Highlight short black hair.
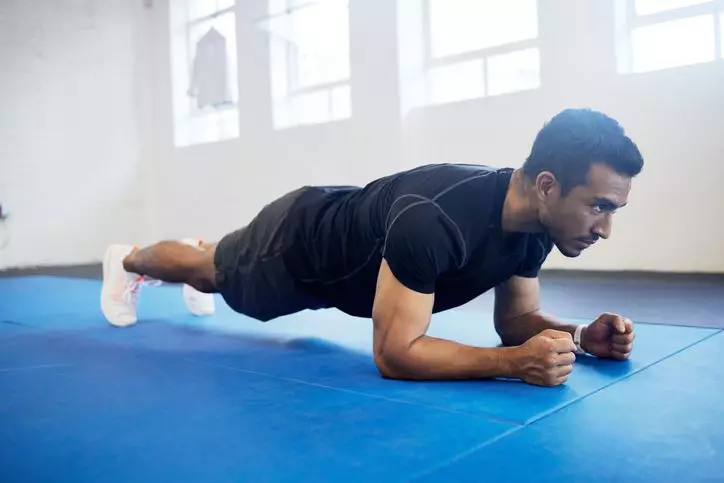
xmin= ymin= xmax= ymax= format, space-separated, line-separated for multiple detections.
xmin=522 ymin=108 xmax=644 ymax=195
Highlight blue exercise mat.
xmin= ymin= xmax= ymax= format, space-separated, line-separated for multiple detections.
xmin=415 ymin=330 xmax=724 ymax=482
xmin=0 ymin=276 xmax=722 ymax=481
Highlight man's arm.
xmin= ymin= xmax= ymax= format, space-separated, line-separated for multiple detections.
xmin=372 ymin=260 xmax=519 ymax=380
xmin=494 ymin=275 xmax=583 ymax=347
xmin=371 ymin=260 xmax=576 ymax=386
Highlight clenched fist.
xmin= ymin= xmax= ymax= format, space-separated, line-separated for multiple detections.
xmin=583 ymin=313 xmax=635 ymax=360
xmin=511 ymin=329 xmax=577 ymax=387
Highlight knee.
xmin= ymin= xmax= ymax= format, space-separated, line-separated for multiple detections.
xmin=188 ymin=276 xmax=217 ymax=294
xmin=187 ymin=249 xmax=218 ymax=293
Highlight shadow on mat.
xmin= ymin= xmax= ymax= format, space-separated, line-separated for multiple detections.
xmin=73 ymin=320 xmax=371 ymax=357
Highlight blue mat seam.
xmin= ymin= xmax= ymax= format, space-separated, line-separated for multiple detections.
xmin=565 ymin=316 xmax=724 ymax=329
xmin=184 ymin=357 xmax=526 ymax=427
xmin=522 ymin=327 xmax=724 ymax=426
xmin=409 ymin=425 xmax=525 ymax=481
xmin=0 ymin=363 xmax=75 ymax=373
xmin=409 ymin=328 xmax=724 ymax=481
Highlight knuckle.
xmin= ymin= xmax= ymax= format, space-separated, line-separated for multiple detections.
xmin=538 ymin=338 xmax=554 ymax=351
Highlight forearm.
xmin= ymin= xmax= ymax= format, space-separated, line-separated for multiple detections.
xmin=496 ymin=310 xmax=582 ymax=347
xmin=376 ymin=335 xmax=518 ymax=381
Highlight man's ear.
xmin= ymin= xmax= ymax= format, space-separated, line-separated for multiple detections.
xmin=535 ymin=171 xmax=559 ymax=201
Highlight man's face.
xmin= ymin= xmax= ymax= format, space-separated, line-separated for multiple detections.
xmin=539 ymin=163 xmax=632 ymax=257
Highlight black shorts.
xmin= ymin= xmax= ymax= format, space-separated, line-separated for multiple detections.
xmin=213 ymin=187 xmax=327 ymax=322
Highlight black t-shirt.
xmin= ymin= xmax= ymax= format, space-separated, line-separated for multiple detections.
xmin=283 ymin=164 xmax=553 ymax=318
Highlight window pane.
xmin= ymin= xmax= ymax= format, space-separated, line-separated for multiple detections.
xmin=429 ymin=0 xmax=537 ymax=58
xmin=427 ymin=60 xmax=484 ymax=104
xmin=268 ymin=0 xmax=286 ymax=16
xmin=188 ymin=11 xmax=238 ymax=107
xmin=290 ymin=0 xmax=350 ymax=88
xmin=721 ymin=12 xmax=724 ymax=58
xmin=291 ymin=90 xmax=331 ymax=125
xmin=189 ymin=0 xmax=234 ymax=21
xmin=631 ymin=15 xmax=715 ymax=72
xmin=487 ymin=48 xmax=540 ymax=96
xmin=635 ymin=0 xmax=712 ymax=16
xmin=330 ymin=85 xmax=351 ymax=120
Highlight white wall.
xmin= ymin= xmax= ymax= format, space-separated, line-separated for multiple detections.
xmin=0 ymin=0 xmax=154 ymax=269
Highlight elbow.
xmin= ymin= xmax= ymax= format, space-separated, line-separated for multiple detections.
xmin=497 ymin=332 xmax=516 ymax=348
xmin=494 ymin=316 xmax=516 ymax=347
xmin=373 ymin=347 xmax=417 ymax=381
xmin=374 ymin=351 xmax=404 ymax=380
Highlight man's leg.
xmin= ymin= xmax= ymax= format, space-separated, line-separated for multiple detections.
xmin=101 ymin=240 xmax=218 ymax=327
xmin=123 ymin=241 xmax=218 ymax=292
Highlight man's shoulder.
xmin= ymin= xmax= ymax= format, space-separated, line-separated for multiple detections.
xmin=390 ymin=163 xmax=512 ymax=200
xmin=400 ymin=163 xmax=507 ymax=179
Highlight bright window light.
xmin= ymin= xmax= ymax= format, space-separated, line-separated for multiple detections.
xmin=635 ymin=0 xmax=712 ymax=16
xmin=290 ymin=90 xmax=330 ymax=125
xmin=720 ymin=12 xmax=724 ymax=57
xmin=170 ymin=0 xmax=239 ymax=147
xmin=429 ymin=0 xmax=537 ymax=58
xmin=427 ymin=59 xmax=484 ymax=104
xmin=487 ymin=48 xmax=540 ymax=96
xmin=188 ymin=0 xmax=234 ymax=19
xmin=264 ymin=0 xmax=352 ymax=129
xmin=631 ymin=15 xmax=715 ymax=72
xmin=330 ymin=85 xmax=351 ymax=120
xmin=289 ymin=1 xmax=350 ymax=88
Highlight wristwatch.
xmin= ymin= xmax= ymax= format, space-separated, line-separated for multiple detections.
xmin=573 ymin=324 xmax=586 ymax=354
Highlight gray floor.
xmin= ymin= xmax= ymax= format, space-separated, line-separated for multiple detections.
xmin=465 ymin=270 xmax=724 ymax=328
xmin=2 ymin=265 xmax=723 ymax=328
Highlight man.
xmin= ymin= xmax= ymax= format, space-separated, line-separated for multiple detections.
xmin=101 ymin=108 xmax=642 ymax=387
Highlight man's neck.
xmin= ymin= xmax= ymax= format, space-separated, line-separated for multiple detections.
xmin=501 ymin=169 xmax=544 ymax=234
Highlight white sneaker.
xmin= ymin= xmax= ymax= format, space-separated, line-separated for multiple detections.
xmin=181 ymin=238 xmax=216 ymax=316
xmin=101 ymin=244 xmax=143 ymax=327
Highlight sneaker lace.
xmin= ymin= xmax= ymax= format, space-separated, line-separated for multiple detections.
xmin=121 ymin=278 xmax=143 ymax=306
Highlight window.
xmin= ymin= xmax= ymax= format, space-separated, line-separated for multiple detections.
xmin=170 ymin=0 xmax=239 ymax=147
xmin=424 ymin=0 xmax=540 ymax=105
xmin=616 ymin=0 xmax=724 ymax=73
xmin=720 ymin=10 xmax=724 ymax=56
xmin=634 ymin=0 xmax=712 ymax=16
xmin=261 ymin=0 xmax=351 ymax=130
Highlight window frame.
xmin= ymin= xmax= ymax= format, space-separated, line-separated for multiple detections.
xmin=169 ymin=0 xmax=240 ymax=147
xmin=421 ymin=0 xmax=540 ymax=101
xmin=266 ymin=0 xmax=352 ymax=129
xmin=617 ymin=0 xmax=724 ymax=73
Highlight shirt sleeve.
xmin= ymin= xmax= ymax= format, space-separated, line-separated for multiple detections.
xmin=382 ymin=199 xmax=465 ymax=293
xmin=515 ymin=234 xmax=554 ymax=278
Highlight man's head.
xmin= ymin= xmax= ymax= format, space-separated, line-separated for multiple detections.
xmin=522 ymin=108 xmax=644 ymax=257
